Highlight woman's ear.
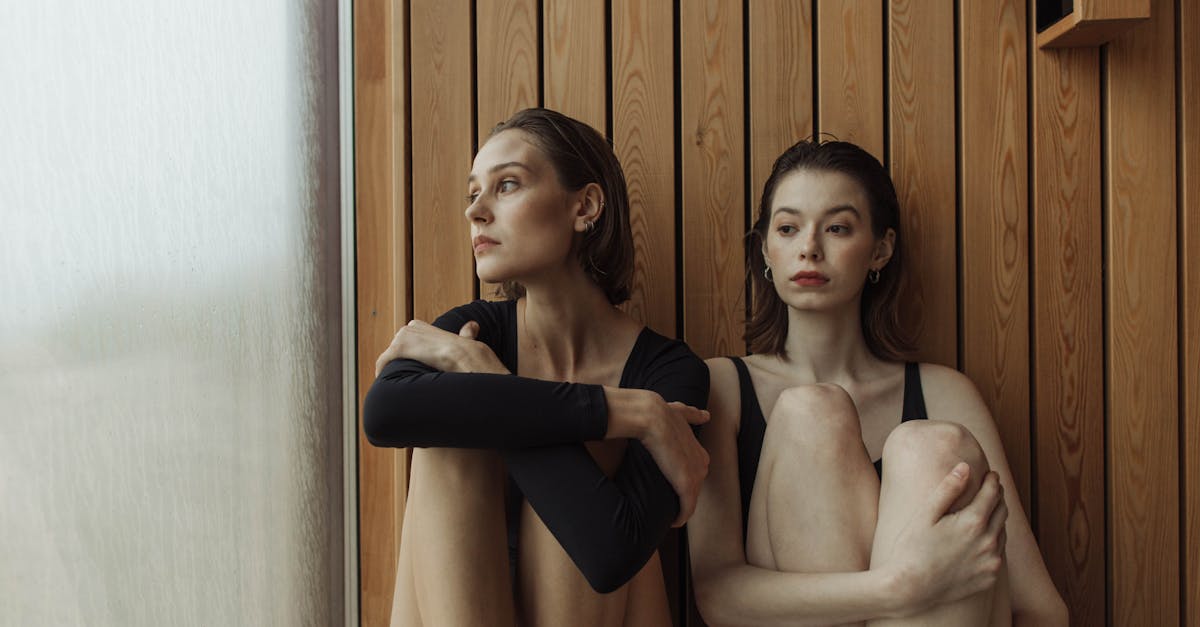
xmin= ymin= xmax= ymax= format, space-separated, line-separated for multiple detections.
xmin=574 ymin=182 xmax=605 ymax=232
xmin=872 ymin=227 xmax=896 ymax=270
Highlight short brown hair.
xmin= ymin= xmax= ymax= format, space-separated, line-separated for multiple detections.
xmin=487 ymin=108 xmax=634 ymax=305
xmin=746 ymin=139 xmax=913 ymax=361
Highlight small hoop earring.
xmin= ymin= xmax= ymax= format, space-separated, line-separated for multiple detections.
xmin=763 ymin=265 xmax=773 ymax=282
xmin=583 ymin=220 xmax=596 ymax=233
xmin=867 ymin=269 xmax=880 ymax=284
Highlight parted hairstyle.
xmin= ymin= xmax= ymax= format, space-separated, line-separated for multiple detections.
xmin=746 ymin=138 xmax=913 ymax=361
xmin=488 ymin=108 xmax=634 ymax=305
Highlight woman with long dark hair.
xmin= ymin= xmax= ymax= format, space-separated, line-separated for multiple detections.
xmin=688 ymin=139 xmax=1067 ymax=626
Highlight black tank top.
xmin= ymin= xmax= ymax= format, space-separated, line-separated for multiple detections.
xmin=729 ymin=359 xmax=928 ymax=541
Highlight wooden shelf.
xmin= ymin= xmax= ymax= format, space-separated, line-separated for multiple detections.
xmin=1036 ymin=0 xmax=1150 ymax=48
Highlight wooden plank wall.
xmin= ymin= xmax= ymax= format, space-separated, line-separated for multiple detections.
xmin=353 ymin=1 xmax=1197 ymax=625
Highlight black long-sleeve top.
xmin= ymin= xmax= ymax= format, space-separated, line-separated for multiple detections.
xmin=362 ymin=299 xmax=709 ymax=593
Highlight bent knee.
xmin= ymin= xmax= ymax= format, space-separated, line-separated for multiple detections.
xmin=881 ymin=421 xmax=988 ymax=506
xmin=766 ymin=383 xmax=861 ymax=448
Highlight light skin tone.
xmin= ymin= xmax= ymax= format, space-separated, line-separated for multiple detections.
xmin=376 ymin=128 xmax=709 ymax=627
xmin=688 ymin=168 xmax=1068 ymax=626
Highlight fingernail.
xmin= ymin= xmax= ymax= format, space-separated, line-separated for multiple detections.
xmin=951 ymin=462 xmax=968 ymax=478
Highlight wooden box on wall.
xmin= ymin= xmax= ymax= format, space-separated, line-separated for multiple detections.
xmin=1037 ymin=0 xmax=1150 ymax=47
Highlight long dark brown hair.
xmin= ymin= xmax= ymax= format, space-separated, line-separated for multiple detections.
xmin=486 ymin=108 xmax=634 ymax=305
xmin=746 ymin=139 xmax=913 ymax=361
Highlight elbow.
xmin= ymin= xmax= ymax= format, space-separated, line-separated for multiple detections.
xmin=361 ymin=382 xmax=405 ymax=447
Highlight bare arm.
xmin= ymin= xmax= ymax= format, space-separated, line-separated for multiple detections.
xmin=921 ymin=364 xmax=1069 ymax=627
xmin=688 ymin=358 xmax=1010 ymax=626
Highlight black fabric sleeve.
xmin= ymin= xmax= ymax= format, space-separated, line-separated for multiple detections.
xmin=361 ymin=302 xmax=609 ymax=449
xmin=503 ymin=338 xmax=709 ymax=593
xmin=361 ymin=300 xmax=710 ymax=593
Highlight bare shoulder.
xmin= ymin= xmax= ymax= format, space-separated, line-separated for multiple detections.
xmin=917 ymin=362 xmax=993 ymax=430
xmin=704 ymin=357 xmax=742 ymax=433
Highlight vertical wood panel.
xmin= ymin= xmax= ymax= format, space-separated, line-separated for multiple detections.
xmin=613 ymin=1 xmax=675 ymax=335
xmin=611 ymin=3 xmax=679 ymax=620
xmin=543 ymin=0 xmax=606 ymax=132
xmin=680 ymin=0 xmax=744 ymax=360
xmin=1181 ymin=2 xmax=1200 ymax=624
xmin=354 ymin=0 xmax=409 ymax=625
xmin=411 ymin=0 xmax=474 ymax=322
xmin=476 ymin=0 xmax=539 ymax=300
xmin=816 ymin=0 xmax=884 ymax=159
xmin=959 ymin=0 xmax=1031 ymax=509
xmin=748 ymin=0 xmax=813 ymax=206
xmin=887 ymin=0 xmax=957 ymax=367
xmin=1105 ymin=0 xmax=1179 ymax=622
xmin=1031 ymin=43 xmax=1105 ymax=625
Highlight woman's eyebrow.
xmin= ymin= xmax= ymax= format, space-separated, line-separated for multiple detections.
xmin=467 ymin=161 xmax=533 ymax=183
xmin=771 ymin=204 xmax=861 ymax=218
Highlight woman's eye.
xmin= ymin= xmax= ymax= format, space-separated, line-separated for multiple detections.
xmin=828 ymin=224 xmax=850 ymax=234
xmin=776 ymin=225 xmax=796 ymax=235
xmin=465 ymin=192 xmax=479 ymax=204
xmin=498 ymin=179 xmax=518 ymax=193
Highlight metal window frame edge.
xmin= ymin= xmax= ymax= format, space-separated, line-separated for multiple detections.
xmin=339 ymin=0 xmax=359 ymax=623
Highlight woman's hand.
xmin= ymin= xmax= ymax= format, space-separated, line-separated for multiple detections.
xmin=374 ymin=319 xmax=507 ymax=376
xmin=604 ymin=388 xmax=711 ymax=527
xmin=878 ymin=464 xmax=1009 ymax=615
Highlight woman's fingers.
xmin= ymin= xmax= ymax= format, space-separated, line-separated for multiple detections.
xmin=458 ymin=320 xmax=480 ymax=338
xmin=668 ymin=401 xmax=710 ymax=426
xmin=922 ymin=462 xmax=971 ymax=523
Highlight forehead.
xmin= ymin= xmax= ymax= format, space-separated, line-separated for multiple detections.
xmin=470 ymin=129 xmax=545 ymax=179
xmin=771 ymin=168 xmax=869 ymax=214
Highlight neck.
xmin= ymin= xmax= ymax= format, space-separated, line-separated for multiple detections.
xmin=779 ymin=301 xmax=878 ymax=382
xmin=518 ymin=267 xmax=623 ymax=372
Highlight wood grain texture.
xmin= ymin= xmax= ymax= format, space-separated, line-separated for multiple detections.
xmin=354 ymin=0 xmax=410 ymax=624
xmin=1105 ymin=0 xmax=1179 ymax=623
xmin=748 ymin=0 xmax=812 ymax=210
xmin=543 ymin=0 xmax=606 ymax=132
xmin=1181 ymin=3 xmax=1200 ymax=622
xmin=887 ymin=0 xmax=957 ymax=368
xmin=816 ymin=0 xmax=884 ymax=159
xmin=613 ymin=0 xmax=675 ymax=334
xmin=411 ymin=0 xmax=475 ymax=322
xmin=958 ymin=0 xmax=1031 ymax=509
xmin=476 ymin=0 xmax=539 ymax=300
xmin=1031 ymin=43 xmax=1105 ymax=626
xmin=680 ymin=0 xmax=744 ymax=360
xmin=611 ymin=3 xmax=679 ymax=617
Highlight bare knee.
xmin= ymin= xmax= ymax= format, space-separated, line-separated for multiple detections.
xmin=880 ymin=420 xmax=988 ymax=512
xmin=765 ymin=384 xmax=862 ymax=458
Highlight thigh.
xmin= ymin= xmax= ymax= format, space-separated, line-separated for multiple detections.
xmin=516 ymin=500 xmax=630 ymax=627
xmin=400 ymin=447 xmax=516 ymax=627
xmin=868 ymin=420 xmax=1000 ymax=627
xmin=744 ymin=384 xmax=880 ymax=573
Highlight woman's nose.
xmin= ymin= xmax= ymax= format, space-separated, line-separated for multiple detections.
xmin=797 ymin=231 xmax=821 ymax=260
xmin=464 ymin=196 xmax=490 ymax=223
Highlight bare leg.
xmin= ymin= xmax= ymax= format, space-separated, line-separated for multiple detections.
xmin=518 ymin=439 xmax=671 ymax=627
xmin=392 ymin=447 xmax=516 ymax=627
xmin=745 ymin=384 xmax=880 ymax=575
xmin=867 ymin=420 xmax=1007 ymax=626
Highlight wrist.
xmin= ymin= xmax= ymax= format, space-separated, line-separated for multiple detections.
xmin=872 ymin=565 xmax=916 ymax=618
xmin=602 ymin=387 xmax=653 ymax=440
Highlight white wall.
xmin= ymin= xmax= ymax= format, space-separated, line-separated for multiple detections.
xmin=0 ymin=2 xmax=346 ymax=625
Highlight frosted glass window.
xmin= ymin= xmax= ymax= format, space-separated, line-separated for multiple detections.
xmin=0 ymin=2 xmax=347 ymax=625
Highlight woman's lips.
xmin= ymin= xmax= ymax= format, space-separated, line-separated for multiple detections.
xmin=473 ymin=235 xmax=499 ymax=253
xmin=790 ymin=271 xmax=829 ymax=286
